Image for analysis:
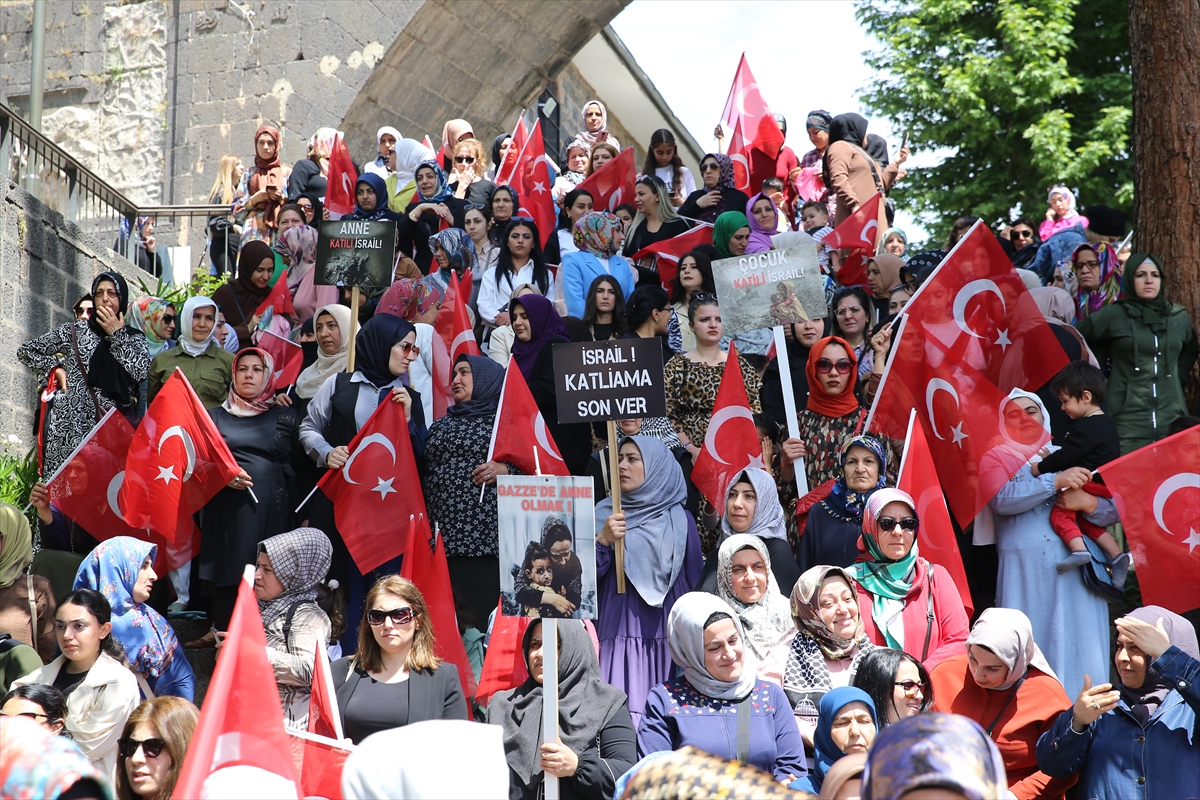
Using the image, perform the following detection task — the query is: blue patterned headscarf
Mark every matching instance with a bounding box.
[821,435,888,524]
[428,228,476,273]
[415,159,454,203]
[862,713,1007,800]
[73,537,178,677]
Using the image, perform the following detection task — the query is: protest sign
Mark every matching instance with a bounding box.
[496,474,597,620]
[711,242,825,335]
[551,339,666,424]
[315,219,396,288]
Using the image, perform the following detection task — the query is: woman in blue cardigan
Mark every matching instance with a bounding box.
[561,212,635,319]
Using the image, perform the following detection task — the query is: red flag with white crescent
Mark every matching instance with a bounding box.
[257,330,304,390]
[822,192,883,251]
[576,147,636,212]
[429,270,479,420]
[721,53,771,134]
[324,135,358,216]
[727,117,752,193]
[495,117,528,187]
[488,361,569,477]
[513,121,557,247]
[1097,425,1200,613]
[630,224,714,290]
[691,343,766,509]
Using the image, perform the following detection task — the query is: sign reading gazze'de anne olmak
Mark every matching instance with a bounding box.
[551,339,667,424]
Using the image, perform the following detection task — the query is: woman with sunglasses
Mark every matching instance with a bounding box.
[126,297,177,419]
[115,696,198,800]
[448,137,495,206]
[850,647,933,731]
[930,607,1073,800]
[2,684,67,735]
[300,315,427,651]
[331,576,466,745]
[847,489,969,670]
[13,588,140,780]
[679,153,750,225]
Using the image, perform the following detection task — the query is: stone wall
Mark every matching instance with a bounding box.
[0,178,145,440]
[551,62,644,167]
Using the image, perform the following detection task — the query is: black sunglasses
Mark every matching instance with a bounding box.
[1011,229,1034,239]
[367,606,415,626]
[119,737,167,759]
[161,314,176,325]
[509,216,536,225]
[894,680,928,694]
[700,162,721,171]
[815,358,854,375]
[455,156,476,163]
[878,516,919,532]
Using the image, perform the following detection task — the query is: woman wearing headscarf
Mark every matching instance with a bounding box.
[865,253,904,322]
[821,113,906,227]
[679,153,750,224]
[1056,241,1123,323]
[784,566,876,747]
[595,436,702,727]
[374,277,442,424]
[231,125,291,250]
[1077,253,1198,452]
[929,608,1072,799]
[211,240,277,350]
[552,138,591,205]
[696,469,798,597]
[287,127,340,202]
[439,118,474,172]
[147,296,234,408]
[0,716,112,800]
[1039,184,1087,241]
[712,210,750,260]
[862,713,1009,800]
[73,537,194,701]
[290,303,352,417]
[426,228,476,297]
[18,272,150,476]
[849,488,970,670]
[275,224,337,323]
[489,133,513,181]
[126,297,176,360]
[877,227,907,258]
[711,533,796,685]
[198,347,301,634]
[299,314,426,649]
[398,161,470,274]
[510,293,592,475]
[489,620,635,800]
[798,435,888,572]
[986,389,1120,698]
[745,192,815,255]
[0,504,56,663]
[561,212,634,319]
[802,687,877,794]
[424,355,518,624]
[363,125,401,180]
[255,527,333,730]
[345,172,403,223]
[386,137,438,204]
[1037,606,1200,799]
[638,591,807,783]
[575,100,620,150]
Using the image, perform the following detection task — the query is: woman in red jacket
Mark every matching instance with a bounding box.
[930,607,1075,800]
[847,488,968,669]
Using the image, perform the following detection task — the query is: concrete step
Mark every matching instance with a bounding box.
[169,617,216,707]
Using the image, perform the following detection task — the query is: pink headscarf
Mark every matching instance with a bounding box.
[375,278,443,322]
[745,192,778,254]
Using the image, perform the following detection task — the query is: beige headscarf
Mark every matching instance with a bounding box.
[441,119,474,157]
[0,503,32,589]
[295,303,354,399]
[966,607,1058,691]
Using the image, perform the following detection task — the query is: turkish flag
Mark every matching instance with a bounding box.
[307,638,344,741]
[691,343,765,509]
[822,193,883,251]
[476,599,531,707]
[495,117,527,187]
[119,370,240,541]
[421,134,434,153]
[513,120,556,247]
[901,222,1068,393]
[400,515,478,707]
[48,409,147,541]
[869,318,1049,526]
[325,135,358,216]
[255,270,296,319]
[721,53,772,136]
[726,117,752,193]
[174,568,300,799]
[428,271,479,420]
[896,409,974,618]
[577,147,636,212]
[729,115,785,197]
[316,400,425,573]
[1096,425,1200,613]
[630,223,714,290]
[488,361,569,477]
[258,330,304,390]
[287,732,352,800]
[837,250,871,288]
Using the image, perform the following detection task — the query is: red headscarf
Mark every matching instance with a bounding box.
[805,335,860,417]
[249,125,285,228]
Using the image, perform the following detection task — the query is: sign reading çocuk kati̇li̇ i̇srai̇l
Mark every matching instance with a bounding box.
[314,219,397,288]
[710,242,827,335]
[551,338,667,424]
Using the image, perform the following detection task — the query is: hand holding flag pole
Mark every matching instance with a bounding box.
[607,420,626,594]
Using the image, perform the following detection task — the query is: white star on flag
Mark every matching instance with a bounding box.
[950,422,968,447]
[155,465,177,484]
[995,329,1012,351]
[746,454,768,471]
[371,476,397,500]
[1184,529,1200,555]
[533,181,547,194]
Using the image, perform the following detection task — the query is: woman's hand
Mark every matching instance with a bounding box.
[29,482,53,524]
[1053,467,1092,492]
[760,436,776,471]
[391,386,413,421]
[1055,487,1100,514]
[248,314,262,331]
[1045,208,1056,222]
[712,124,724,141]
[408,203,431,222]
[1115,615,1170,659]
[471,460,509,487]
[326,445,351,470]
[598,512,626,546]
[274,393,293,407]
[539,741,579,778]
[433,204,455,224]
[1070,674,1121,732]
[94,305,125,337]
[542,592,577,616]
[249,189,271,208]
[322,207,332,221]
[870,325,892,358]
[696,190,722,209]
[780,438,806,464]
[227,470,254,490]
[52,367,68,392]
[896,145,910,165]
[494,312,511,327]
[144,235,156,253]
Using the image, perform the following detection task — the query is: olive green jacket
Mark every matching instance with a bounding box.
[147,343,235,409]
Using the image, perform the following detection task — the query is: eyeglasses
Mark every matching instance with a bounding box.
[815,358,854,374]
[1011,229,1033,240]
[464,203,487,211]
[1075,259,1100,270]
[161,314,176,325]
[894,680,927,695]
[1,711,49,721]
[368,606,415,626]
[118,737,167,759]
[835,306,864,317]
[700,162,721,172]
[454,156,476,164]
[878,516,919,532]
[398,341,421,356]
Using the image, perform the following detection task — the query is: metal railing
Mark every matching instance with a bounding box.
[0,100,229,275]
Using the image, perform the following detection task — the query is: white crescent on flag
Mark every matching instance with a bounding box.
[925,379,966,446]
[451,330,475,359]
[703,406,756,466]
[343,433,397,486]
[1152,472,1200,533]
[952,279,1007,340]
[534,413,564,462]
[860,219,879,247]
[107,471,127,520]
[735,83,760,117]
[158,426,197,481]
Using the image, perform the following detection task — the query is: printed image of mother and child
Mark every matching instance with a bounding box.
[503,516,592,619]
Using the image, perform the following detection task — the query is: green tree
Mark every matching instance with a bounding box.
[856,0,1132,246]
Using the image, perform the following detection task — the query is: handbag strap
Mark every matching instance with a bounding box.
[68,323,103,422]
[26,574,37,648]
[983,674,1026,736]
[736,696,751,763]
[921,561,935,663]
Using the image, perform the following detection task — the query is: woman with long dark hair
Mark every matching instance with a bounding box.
[850,647,933,731]
[570,275,627,343]
[643,129,695,208]
[478,218,557,327]
[545,187,594,265]
[668,249,717,351]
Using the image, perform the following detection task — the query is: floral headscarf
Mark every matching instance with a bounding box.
[702,152,736,191]
[275,224,319,290]
[572,211,623,257]
[847,488,920,650]
[307,127,341,160]
[415,159,454,203]
[127,296,174,358]
[375,278,443,322]
[1064,242,1123,321]
[821,435,888,524]
[790,565,869,660]
[714,534,795,662]
[223,347,278,418]
[428,228,476,273]
[73,537,179,677]
[0,717,113,800]
[862,713,1008,800]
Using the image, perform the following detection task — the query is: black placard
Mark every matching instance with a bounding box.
[315,219,397,288]
[552,339,666,424]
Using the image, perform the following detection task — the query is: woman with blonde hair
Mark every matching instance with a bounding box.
[115,696,199,800]
[587,142,621,176]
[207,154,244,275]
[330,576,466,744]
[448,137,495,205]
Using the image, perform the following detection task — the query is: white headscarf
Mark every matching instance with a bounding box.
[393,138,438,188]
[668,592,760,701]
[178,296,218,357]
[376,125,401,155]
[973,388,1058,544]
[966,607,1058,690]
[715,534,796,661]
[295,303,353,399]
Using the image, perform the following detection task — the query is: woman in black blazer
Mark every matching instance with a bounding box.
[331,576,467,743]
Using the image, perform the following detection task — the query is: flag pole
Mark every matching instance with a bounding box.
[773,326,808,496]
[863,315,908,434]
[542,616,560,800]
[347,286,361,373]
[482,358,514,503]
[607,420,626,594]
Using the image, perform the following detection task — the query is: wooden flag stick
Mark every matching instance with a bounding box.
[607,420,626,594]
[541,618,559,799]
[346,286,361,373]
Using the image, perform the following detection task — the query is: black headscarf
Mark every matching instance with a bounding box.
[865,134,890,166]
[491,134,512,175]
[86,271,143,408]
[828,113,869,148]
[447,354,504,418]
[353,313,415,389]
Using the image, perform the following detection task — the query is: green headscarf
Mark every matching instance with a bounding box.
[1117,253,1171,332]
[713,211,750,259]
[0,502,33,589]
[847,488,920,650]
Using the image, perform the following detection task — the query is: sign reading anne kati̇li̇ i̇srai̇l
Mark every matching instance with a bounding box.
[711,242,827,335]
[315,219,397,288]
[551,338,666,424]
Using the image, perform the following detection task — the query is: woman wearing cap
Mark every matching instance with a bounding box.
[930,608,1074,799]
[847,488,969,670]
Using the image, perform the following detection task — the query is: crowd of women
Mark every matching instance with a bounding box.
[4,102,1197,799]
